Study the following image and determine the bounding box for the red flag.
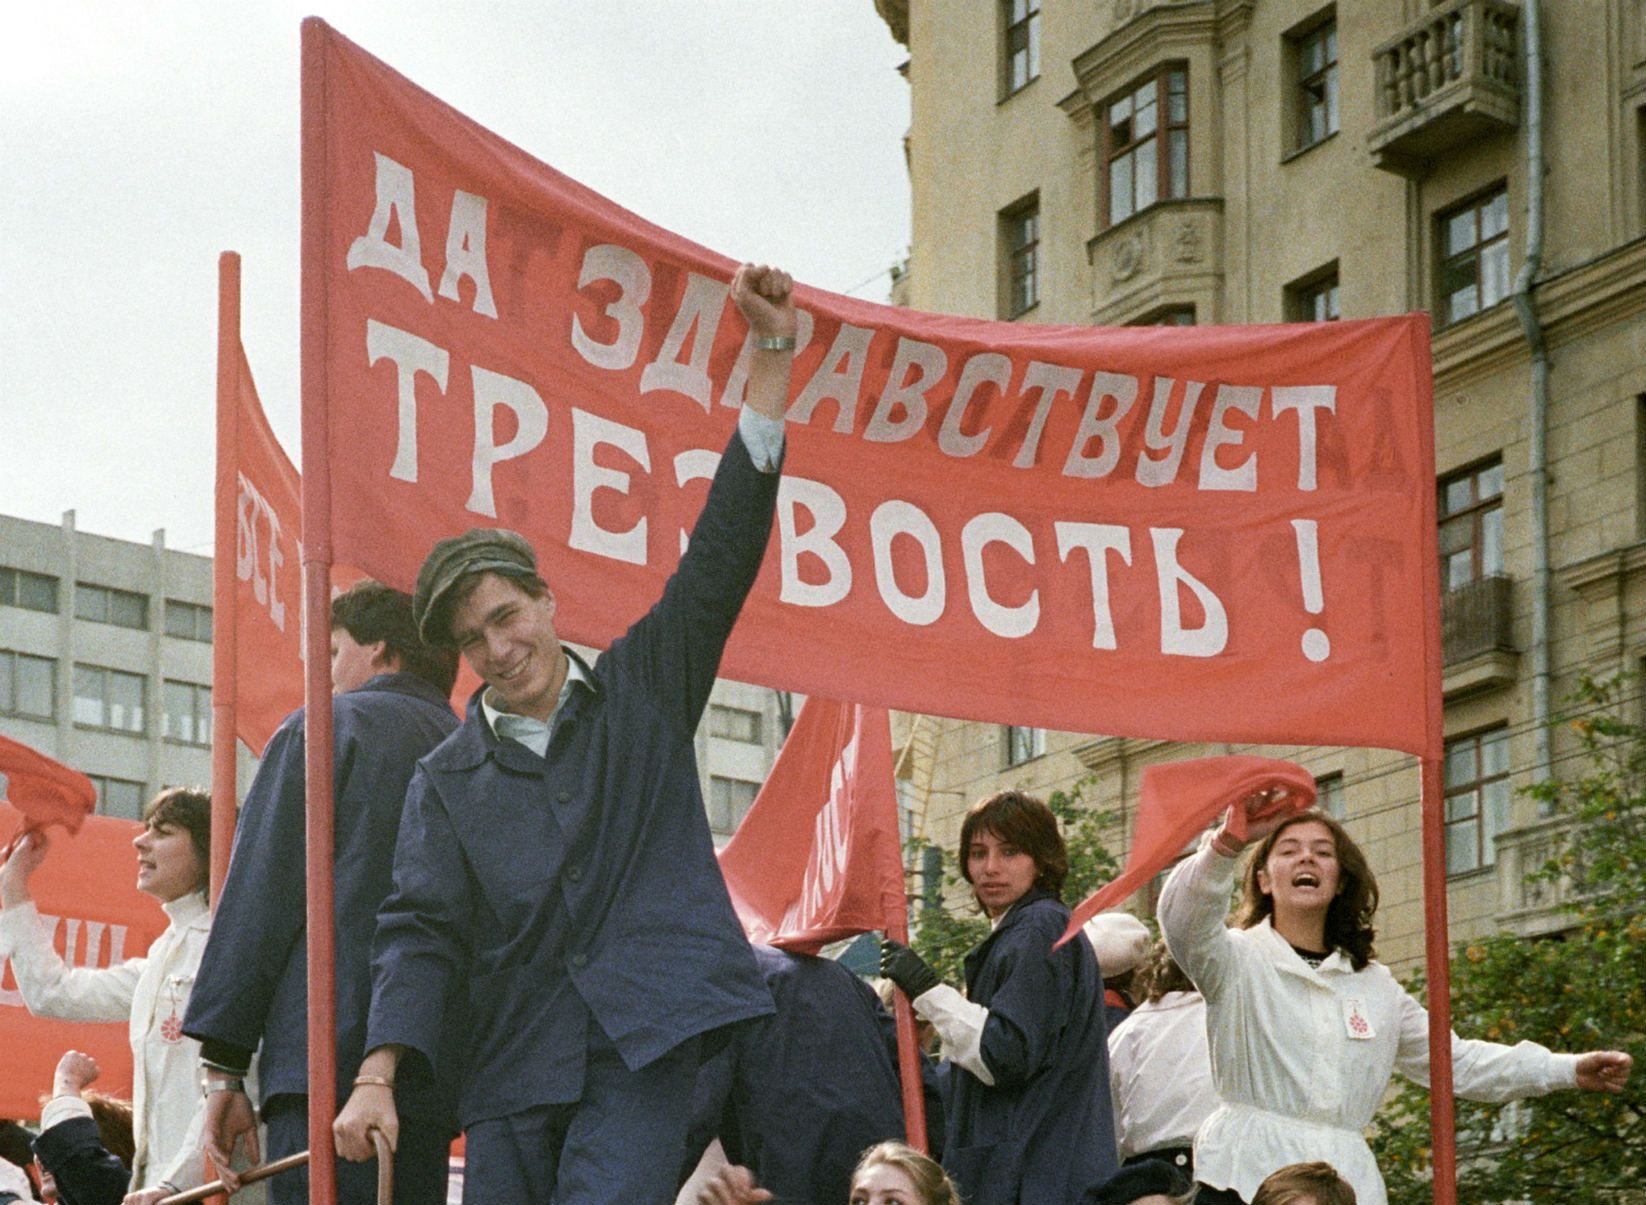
[1058,756,1316,948]
[0,733,96,839]
[718,700,905,956]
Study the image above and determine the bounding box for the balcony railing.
[1441,572,1514,666]
[1368,0,1520,176]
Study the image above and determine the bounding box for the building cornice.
[1070,1,1218,102]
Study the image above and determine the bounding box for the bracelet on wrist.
[352,1074,395,1090]
[200,1076,245,1098]
[753,334,796,352]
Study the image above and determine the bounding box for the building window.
[88,775,146,821]
[1004,725,1045,767]
[0,650,55,720]
[709,704,762,744]
[1444,727,1509,875]
[1292,16,1339,151]
[1003,196,1040,317]
[1003,0,1040,96]
[1438,459,1504,589]
[708,775,760,834]
[1438,186,1510,326]
[1315,771,1345,819]
[72,665,147,734]
[162,681,213,746]
[75,583,150,631]
[1104,66,1189,228]
[165,600,213,643]
[1288,265,1341,321]
[1130,305,1196,326]
[0,567,59,614]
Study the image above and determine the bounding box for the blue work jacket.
[683,945,907,1204]
[948,890,1118,1205]
[366,430,779,1128]
[182,672,460,1115]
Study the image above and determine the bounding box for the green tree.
[1372,673,1646,1205]
[908,777,1122,984]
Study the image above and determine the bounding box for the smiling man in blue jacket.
[332,263,795,1205]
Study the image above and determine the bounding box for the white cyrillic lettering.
[1063,371,1139,479]
[777,477,852,607]
[345,153,433,301]
[1152,528,1228,657]
[940,353,1010,458]
[467,367,549,517]
[436,189,497,318]
[869,500,946,626]
[235,474,287,631]
[1271,385,1337,491]
[1013,361,1083,468]
[570,243,651,371]
[1055,522,1133,649]
[1197,384,1262,491]
[789,323,875,434]
[570,410,650,565]
[639,272,728,412]
[961,512,1039,638]
[865,338,947,443]
[1136,378,1206,487]
[366,319,451,484]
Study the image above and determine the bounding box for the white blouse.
[1,892,214,1190]
[1108,990,1215,1161]
[1159,839,1577,1205]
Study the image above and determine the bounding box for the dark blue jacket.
[682,945,907,1204]
[947,891,1117,1205]
[365,430,779,1128]
[183,672,460,1117]
[32,1116,126,1205]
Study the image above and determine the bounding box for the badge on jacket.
[1342,996,1375,1040]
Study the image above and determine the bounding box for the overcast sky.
[0,1,910,555]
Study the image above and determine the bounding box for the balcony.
[1084,198,1225,326]
[1495,816,1577,937]
[1368,0,1521,177]
[1441,573,1516,698]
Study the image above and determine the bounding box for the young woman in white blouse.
[1159,803,1632,1205]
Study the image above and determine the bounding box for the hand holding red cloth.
[1057,756,1316,948]
[0,732,97,856]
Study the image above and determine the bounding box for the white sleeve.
[737,406,786,472]
[1157,836,1242,1001]
[911,982,996,1086]
[1393,985,1580,1101]
[0,901,142,1022]
[155,1095,211,1191]
[39,1095,94,1129]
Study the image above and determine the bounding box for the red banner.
[719,700,905,955]
[303,20,1439,757]
[0,804,163,1119]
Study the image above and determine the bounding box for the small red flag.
[718,700,905,956]
[1058,756,1317,948]
[0,733,96,840]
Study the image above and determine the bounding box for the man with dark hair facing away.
[182,580,461,1205]
[330,263,795,1204]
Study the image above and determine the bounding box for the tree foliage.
[908,777,1121,985]
[1372,674,1646,1205]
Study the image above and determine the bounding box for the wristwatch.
[200,1074,245,1098]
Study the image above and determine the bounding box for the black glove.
[880,938,942,999]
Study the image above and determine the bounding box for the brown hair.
[438,570,551,645]
[1234,811,1378,971]
[1140,940,1196,1003]
[86,1092,135,1169]
[142,787,210,894]
[332,580,460,696]
[851,1141,959,1205]
[1252,1160,1357,1205]
[958,790,1067,901]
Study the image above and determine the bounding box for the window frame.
[1437,184,1511,327]
[1287,262,1341,322]
[0,649,56,720]
[162,680,213,747]
[1443,726,1511,876]
[0,566,61,614]
[1314,771,1346,819]
[708,775,760,835]
[1101,64,1190,230]
[164,599,214,643]
[1290,13,1339,153]
[1002,194,1041,318]
[72,663,148,735]
[87,774,147,820]
[75,582,151,631]
[1438,457,1505,589]
[708,704,763,744]
[1003,725,1046,767]
[1002,0,1041,98]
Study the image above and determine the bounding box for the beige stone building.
[874,0,1646,971]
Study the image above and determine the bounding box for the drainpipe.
[1510,0,1551,782]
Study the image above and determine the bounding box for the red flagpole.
[300,18,340,1205]
[874,712,927,1153]
[210,252,242,905]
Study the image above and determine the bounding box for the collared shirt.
[481,653,592,757]
[1108,990,1215,1160]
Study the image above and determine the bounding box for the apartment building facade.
[873,0,1646,969]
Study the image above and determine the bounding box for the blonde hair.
[1252,1160,1357,1205]
[851,1142,959,1205]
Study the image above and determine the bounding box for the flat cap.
[1082,911,1151,978]
[1084,1160,1191,1205]
[413,527,537,646]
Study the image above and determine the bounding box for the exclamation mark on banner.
[1291,518,1331,663]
